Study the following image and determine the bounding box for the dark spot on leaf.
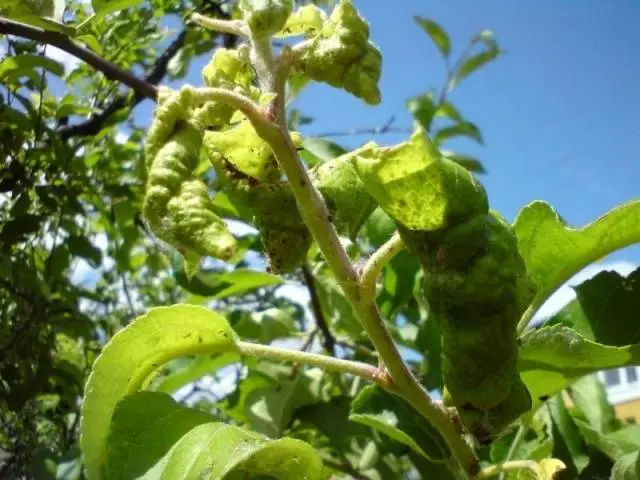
[538,395,549,402]
[198,336,203,343]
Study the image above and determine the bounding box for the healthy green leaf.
[519,267,640,404]
[244,369,322,437]
[567,267,640,346]
[233,308,297,344]
[433,121,484,145]
[154,353,240,394]
[0,54,64,81]
[514,200,640,324]
[414,16,451,58]
[518,324,640,407]
[105,392,215,479]
[349,385,450,462]
[611,452,640,480]
[80,304,240,480]
[546,396,590,475]
[92,0,142,17]
[567,375,618,434]
[574,419,629,462]
[176,268,282,299]
[407,93,437,131]
[448,48,501,91]
[294,396,369,451]
[139,422,323,480]
[0,0,64,21]
[440,152,486,173]
[608,425,640,452]
[67,234,102,268]
[302,137,348,163]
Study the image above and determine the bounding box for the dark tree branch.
[58,28,188,139]
[312,116,412,138]
[301,264,336,356]
[0,17,158,99]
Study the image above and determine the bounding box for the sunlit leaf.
[105,392,215,479]
[449,48,501,91]
[514,200,640,323]
[80,304,239,480]
[414,16,451,58]
[138,422,323,480]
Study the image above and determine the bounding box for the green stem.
[237,341,391,389]
[474,460,538,479]
[241,36,480,478]
[360,231,404,302]
[191,13,249,37]
[499,423,528,480]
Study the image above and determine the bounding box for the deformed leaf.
[352,127,488,231]
[514,200,640,321]
[349,385,450,462]
[139,422,323,480]
[297,0,382,105]
[310,153,377,238]
[105,392,215,479]
[276,4,327,38]
[80,304,240,480]
[414,16,450,58]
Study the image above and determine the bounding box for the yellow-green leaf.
[514,200,640,325]
[80,304,240,480]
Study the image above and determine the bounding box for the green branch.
[237,341,391,389]
[360,231,404,302]
[193,21,480,478]
[191,13,249,37]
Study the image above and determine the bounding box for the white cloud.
[532,260,637,324]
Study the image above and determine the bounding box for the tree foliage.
[1,1,639,479]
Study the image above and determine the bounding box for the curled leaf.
[275,4,327,38]
[240,0,294,38]
[298,0,382,105]
[353,126,488,231]
[144,121,237,269]
[310,153,376,238]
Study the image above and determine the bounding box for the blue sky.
[295,1,639,230]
